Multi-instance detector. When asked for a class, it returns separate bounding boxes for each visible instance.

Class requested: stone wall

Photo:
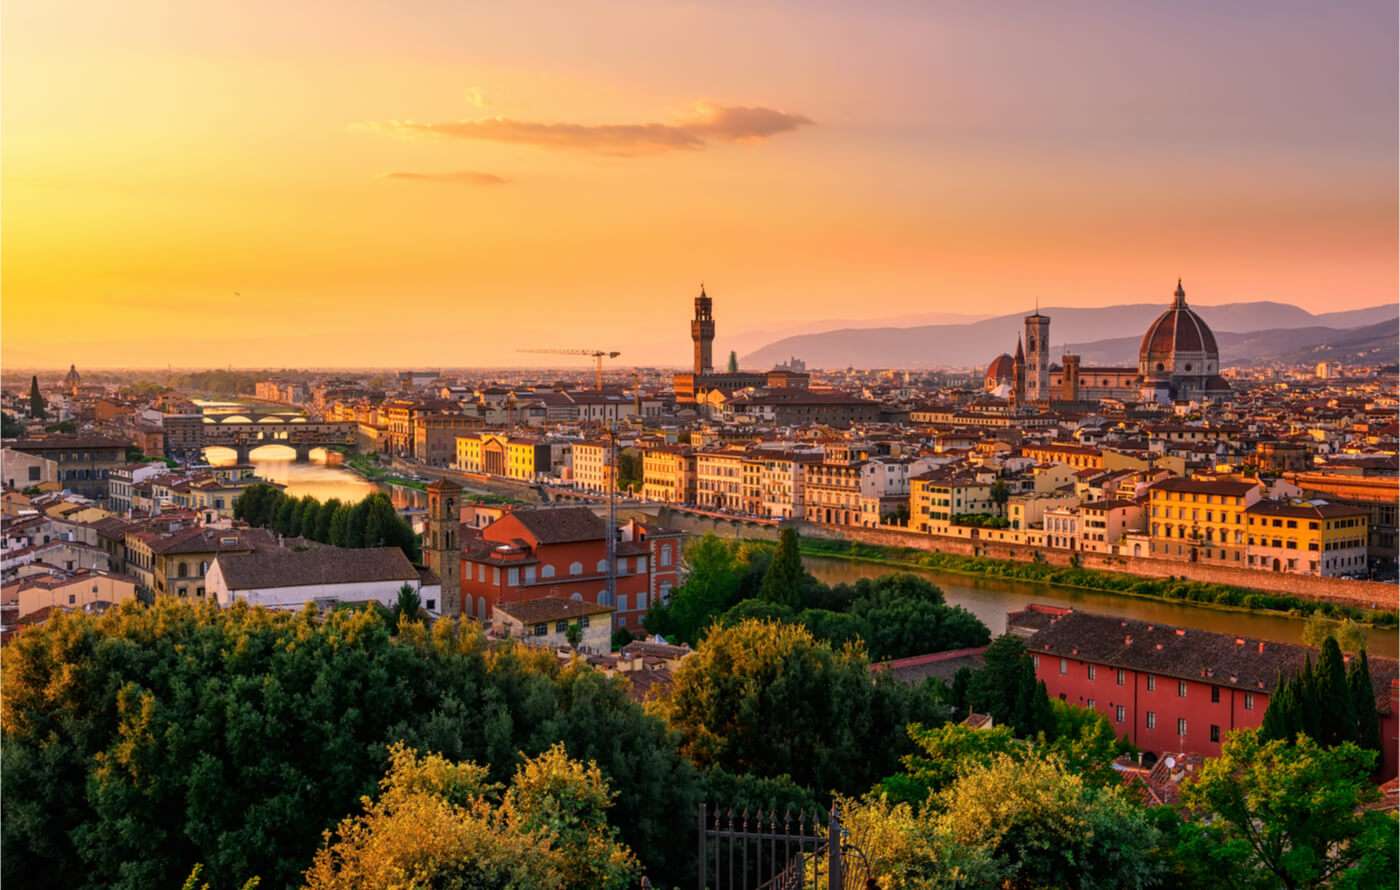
[800,522,1399,611]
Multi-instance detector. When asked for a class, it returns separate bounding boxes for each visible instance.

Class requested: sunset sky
[3,0,1395,369]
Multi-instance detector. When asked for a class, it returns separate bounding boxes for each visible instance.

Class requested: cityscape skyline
[4,0,1396,369]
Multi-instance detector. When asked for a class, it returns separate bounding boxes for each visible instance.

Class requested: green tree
[313,498,342,543]
[989,479,1010,511]
[643,534,742,644]
[758,527,806,609]
[1312,637,1355,748]
[1348,650,1382,757]
[664,619,938,797]
[564,621,583,649]
[615,449,642,494]
[846,574,989,661]
[1177,731,1394,890]
[28,375,45,419]
[304,742,639,890]
[967,634,1052,737]
[1,411,23,438]
[1,600,702,889]
[727,351,739,373]
[390,583,421,629]
[328,503,352,547]
[273,496,298,536]
[1301,613,1368,653]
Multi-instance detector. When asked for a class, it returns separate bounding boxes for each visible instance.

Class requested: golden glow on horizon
[3,0,1395,368]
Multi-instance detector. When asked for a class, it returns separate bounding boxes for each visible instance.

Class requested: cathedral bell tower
[424,478,462,618]
[691,284,715,375]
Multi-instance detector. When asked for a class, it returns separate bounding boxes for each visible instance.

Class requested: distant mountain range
[739,302,1398,370]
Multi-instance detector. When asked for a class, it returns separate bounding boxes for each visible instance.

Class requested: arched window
[596,559,609,573]
[569,561,583,576]
[570,592,583,602]
[542,564,556,578]
[478,597,488,620]
[177,562,188,578]
[464,596,473,618]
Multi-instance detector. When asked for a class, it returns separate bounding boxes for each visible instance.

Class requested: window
[525,566,536,583]
[1177,718,1187,737]
[1086,698,1095,709]
[1177,680,1187,698]
[68,593,76,605]
[426,599,436,611]
[1210,725,1220,743]
[659,581,672,601]
[1087,664,1097,680]
[1210,686,1220,703]
[1115,705,1125,724]
[1115,669,1125,686]
[508,568,519,586]
[1146,675,1156,692]
[1032,654,1040,669]
[660,545,672,567]
[1146,711,1156,729]
[533,623,548,637]
[596,559,609,573]
[492,566,500,585]
[580,615,590,628]
[1244,693,1255,711]
[178,562,188,578]
[569,561,583,576]
[1058,658,1068,675]
[556,620,568,632]
[477,564,486,581]
[542,564,555,579]
[617,594,628,613]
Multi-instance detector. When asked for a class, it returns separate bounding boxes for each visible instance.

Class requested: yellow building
[456,434,485,472]
[642,446,696,504]
[1146,477,1262,565]
[910,468,996,533]
[455,433,550,481]
[14,570,138,619]
[1245,500,1368,576]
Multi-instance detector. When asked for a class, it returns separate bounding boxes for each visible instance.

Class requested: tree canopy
[1,600,699,889]
[233,484,418,561]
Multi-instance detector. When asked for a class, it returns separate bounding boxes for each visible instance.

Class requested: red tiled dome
[1139,280,1219,372]
[985,353,1014,387]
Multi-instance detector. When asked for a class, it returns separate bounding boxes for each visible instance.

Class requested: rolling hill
[739,302,1397,370]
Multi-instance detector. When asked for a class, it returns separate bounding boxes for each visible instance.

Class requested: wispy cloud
[383,170,508,186]
[372,102,813,156]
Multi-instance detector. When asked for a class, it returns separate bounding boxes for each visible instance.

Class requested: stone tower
[424,478,461,618]
[1023,308,1050,403]
[691,284,715,375]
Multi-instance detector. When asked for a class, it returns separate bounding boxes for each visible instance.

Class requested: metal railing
[698,803,870,890]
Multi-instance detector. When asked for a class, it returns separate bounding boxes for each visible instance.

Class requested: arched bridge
[200,416,358,463]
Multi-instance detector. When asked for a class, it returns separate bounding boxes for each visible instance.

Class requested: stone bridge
[200,415,358,463]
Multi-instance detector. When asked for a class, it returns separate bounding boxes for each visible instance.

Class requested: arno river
[206,445,1395,652]
[805,556,1398,650]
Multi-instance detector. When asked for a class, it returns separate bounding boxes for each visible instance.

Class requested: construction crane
[518,348,621,391]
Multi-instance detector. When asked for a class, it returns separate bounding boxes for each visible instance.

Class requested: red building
[1011,605,1400,779]
[459,506,682,633]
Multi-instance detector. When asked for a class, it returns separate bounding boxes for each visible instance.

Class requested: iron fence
[697,803,871,890]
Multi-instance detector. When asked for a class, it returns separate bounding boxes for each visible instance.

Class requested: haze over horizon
[4,0,1396,369]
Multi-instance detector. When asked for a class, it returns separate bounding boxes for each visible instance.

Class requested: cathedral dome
[1138,279,1219,378]
[985,353,1014,389]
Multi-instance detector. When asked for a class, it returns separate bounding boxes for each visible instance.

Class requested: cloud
[383,170,508,186]
[375,102,812,156]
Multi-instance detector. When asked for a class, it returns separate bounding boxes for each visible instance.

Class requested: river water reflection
[803,555,1399,651]
[204,446,425,511]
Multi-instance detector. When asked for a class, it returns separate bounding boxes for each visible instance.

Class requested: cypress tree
[1314,638,1354,747]
[759,527,805,609]
[1348,650,1382,754]
[1260,671,1296,742]
[28,376,45,419]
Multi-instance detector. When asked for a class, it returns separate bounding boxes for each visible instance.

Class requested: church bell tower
[424,478,461,618]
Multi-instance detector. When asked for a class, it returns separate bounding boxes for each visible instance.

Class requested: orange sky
[3,0,1395,369]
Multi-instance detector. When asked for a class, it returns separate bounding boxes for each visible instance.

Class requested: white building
[208,546,440,612]
[492,597,615,653]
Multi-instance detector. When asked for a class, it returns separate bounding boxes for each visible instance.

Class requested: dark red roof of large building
[985,353,1014,387]
[1139,280,1219,365]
